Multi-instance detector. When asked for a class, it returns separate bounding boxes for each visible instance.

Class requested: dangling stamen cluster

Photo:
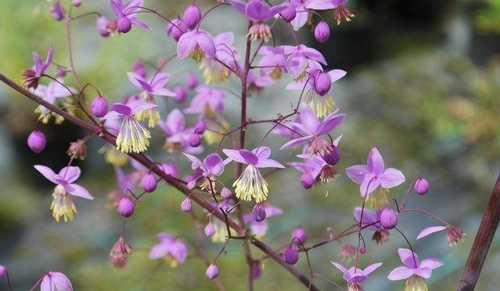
[303,87,335,118]
[50,184,77,223]
[233,165,269,203]
[135,107,161,128]
[308,136,333,156]
[248,23,272,42]
[200,59,231,84]
[404,276,428,291]
[34,106,64,124]
[191,46,206,63]
[116,116,151,153]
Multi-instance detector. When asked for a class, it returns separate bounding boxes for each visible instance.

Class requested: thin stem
[66,7,83,88]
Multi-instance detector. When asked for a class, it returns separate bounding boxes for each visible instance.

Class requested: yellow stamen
[116,117,151,153]
[233,165,269,203]
[135,108,161,128]
[404,276,428,291]
[50,185,77,223]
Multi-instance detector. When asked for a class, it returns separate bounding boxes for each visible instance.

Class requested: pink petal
[398,248,419,268]
[280,136,314,150]
[256,158,284,169]
[416,226,447,240]
[177,32,198,59]
[291,10,308,31]
[316,113,345,135]
[58,166,81,183]
[360,174,380,196]
[252,146,271,160]
[127,72,144,88]
[223,149,248,164]
[149,243,169,259]
[183,153,202,170]
[367,147,385,175]
[420,258,443,270]
[345,165,368,184]
[387,266,415,281]
[363,262,383,276]
[66,183,93,200]
[415,267,432,279]
[306,0,337,10]
[379,168,405,189]
[330,261,347,273]
[34,165,60,184]
[328,69,347,83]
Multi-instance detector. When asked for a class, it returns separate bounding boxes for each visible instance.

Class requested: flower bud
[313,71,331,96]
[323,145,340,165]
[182,3,202,29]
[300,174,315,189]
[91,96,109,118]
[27,130,46,153]
[72,0,82,7]
[109,236,132,268]
[414,177,429,195]
[380,208,398,230]
[220,187,233,199]
[314,21,331,43]
[181,197,192,212]
[204,222,216,237]
[291,227,308,245]
[253,204,267,222]
[174,86,188,103]
[251,261,262,280]
[117,17,132,33]
[141,173,157,193]
[206,264,219,280]
[280,5,297,22]
[67,139,87,159]
[194,120,207,134]
[51,1,65,21]
[188,134,202,147]
[0,265,6,278]
[160,163,179,178]
[117,197,135,218]
[187,73,199,89]
[167,18,187,41]
[133,59,147,78]
[283,246,299,265]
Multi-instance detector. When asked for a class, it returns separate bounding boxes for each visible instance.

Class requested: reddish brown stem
[458,174,500,291]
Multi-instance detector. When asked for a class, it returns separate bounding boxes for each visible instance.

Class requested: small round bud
[91,96,109,118]
[67,139,87,159]
[291,227,308,245]
[51,1,65,21]
[182,3,202,29]
[313,71,332,96]
[380,208,398,230]
[323,145,340,165]
[141,174,157,193]
[117,17,132,33]
[314,21,331,43]
[72,0,82,7]
[414,177,430,195]
[174,86,188,103]
[280,5,297,22]
[300,174,315,189]
[283,246,299,265]
[253,204,267,222]
[117,197,135,218]
[0,265,6,278]
[220,187,233,199]
[181,198,192,212]
[27,130,46,153]
[194,120,207,134]
[166,18,187,41]
[187,73,199,89]
[206,264,219,280]
[204,222,216,237]
[188,134,202,147]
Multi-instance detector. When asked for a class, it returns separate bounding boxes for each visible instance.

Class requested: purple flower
[149,233,188,267]
[96,16,114,37]
[353,207,392,245]
[27,130,46,153]
[177,30,216,62]
[230,0,286,41]
[184,86,225,115]
[51,1,65,21]
[200,32,240,84]
[160,109,202,154]
[184,152,226,190]
[224,146,284,202]
[346,147,405,197]
[280,106,345,155]
[182,3,202,29]
[128,72,176,97]
[314,21,331,43]
[103,98,156,153]
[243,203,283,236]
[414,177,430,195]
[166,18,188,41]
[31,80,75,124]
[257,46,287,80]
[34,165,93,222]
[110,0,149,33]
[331,261,382,290]
[206,264,220,280]
[289,154,328,188]
[23,49,54,89]
[40,272,73,291]
[117,196,135,217]
[387,248,442,289]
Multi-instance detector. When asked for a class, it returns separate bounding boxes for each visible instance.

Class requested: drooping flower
[109,236,133,268]
[96,16,115,37]
[230,0,286,41]
[51,0,65,21]
[200,32,240,84]
[289,154,330,188]
[353,207,390,245]
[149,233,188,267]
[183,152,225,190]
[331,261,382,291]
[184,86,225,116]
[177,30,216,62]
[283,44,327,80]
[224,147,284,202]
[257,46,287,80]
[31,80,75,124]
[243,203,283,237]
[346,147,405,197]
[206,264,220,280]
[160,109,202,154]
[23,49,53,89]
[40,272,73,291]
[103,98,156,153]
[280,106,345,155]
[34,165,93,222]
[416,225,465,246]
[387,248,443,291]
[110,0,149,33]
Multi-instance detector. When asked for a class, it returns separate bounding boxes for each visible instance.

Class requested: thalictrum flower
[230,0,286,41]
[387,248,443,290]
[224,146,284,202]
[160,109,202,154]
[416,225,465,246]
[289,154,330,188]
[184,86,225,116]
[103,98,156,153]
[31,80,75,124]
[40,272,73,291]
[346,147,405,197]
[23,49,54,89]
[149,233,188,267]
[331,261,383,291]
[34,165,93,222]
[200,32,240,84]
[110,0,149,33]
[243,203,283,237]
[306,0,354,25]
[177,30,216,62]
[257,46,287,80]
[109,236,133,268]
[183,152,226,190]
[353,207,392,245]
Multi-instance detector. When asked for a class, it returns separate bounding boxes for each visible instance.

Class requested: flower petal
[149,243,169,259]
[387,266,415,281]
[256,158,285,169]
[252,146,271,160]
[204,153,225,176]
[58,166,81,183]
[280,136,314,150]
[363,262,383,276]
[330,261,347,273]
[367,147,385,175]
[398,248,419,268]
[416,226,447,240]
[328,69,347,83]
[420,258,443,270]
[345,165,368,184]
[66,183,93,200]
[34,165,60,184]
[379,168,405,189]
[360,174,380,196]
[316,113,345,135]
[223,149,248,164]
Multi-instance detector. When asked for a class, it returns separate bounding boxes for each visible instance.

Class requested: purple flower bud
[166,18,187,41]
[204,222,216,237]
[253,204,267,222]
[300,174,315,189]
[206,264,219,280]
[0,265,6,278]
[380,208,398,230]
[280,5,296,22]
[414,177,430,195]
[56,66,69,78]
[181,198,192,212]
[117,17,132,33]
[51,1,65,21]
[174,86,188,103]
[141,173,157,193]
[291,227,308,244]
[133,59,147,78]
[251,262,262,280]
[73,0,82,7]
[91,96,109,118]
[322,145,340,165]
[182,3,202,29]
[160,163,179,178]
[314,21,331,43]
[117,197,135,218]
[194,120,207,134]
[283,246,299,265]
[188,134,202,147]
[187,73,199,89]
[220,187,233,199]
[313,71,331,96]
[27,130,46,153]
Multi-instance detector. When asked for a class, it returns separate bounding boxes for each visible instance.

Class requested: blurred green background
[0,0,499,290]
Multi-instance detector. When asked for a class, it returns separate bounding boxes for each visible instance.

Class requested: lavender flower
[160,109,202,154]
[230,0,286,41]
[200,32,240,84]
[34,165,93,222]
[40,272,73,291]
[109,236,133,268]
[182,3,202,29]
[23,49,53,89]
[346,147,405,197]
[166,18,188,41]
[257,46,287,80]
[184,152,225,190]
[110,0,148,33]
[331,261,382,291]
[417,225,465,246]
[51,1,65,21]
[149,233,188,267]
[184,86,225,116]
[32,80,75,124]
[224,146,284,202]
[177,30,216,62]
[243,203,283,236]
[206,264,220,280]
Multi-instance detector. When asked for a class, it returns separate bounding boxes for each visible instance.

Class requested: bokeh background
[0,0,499,290]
